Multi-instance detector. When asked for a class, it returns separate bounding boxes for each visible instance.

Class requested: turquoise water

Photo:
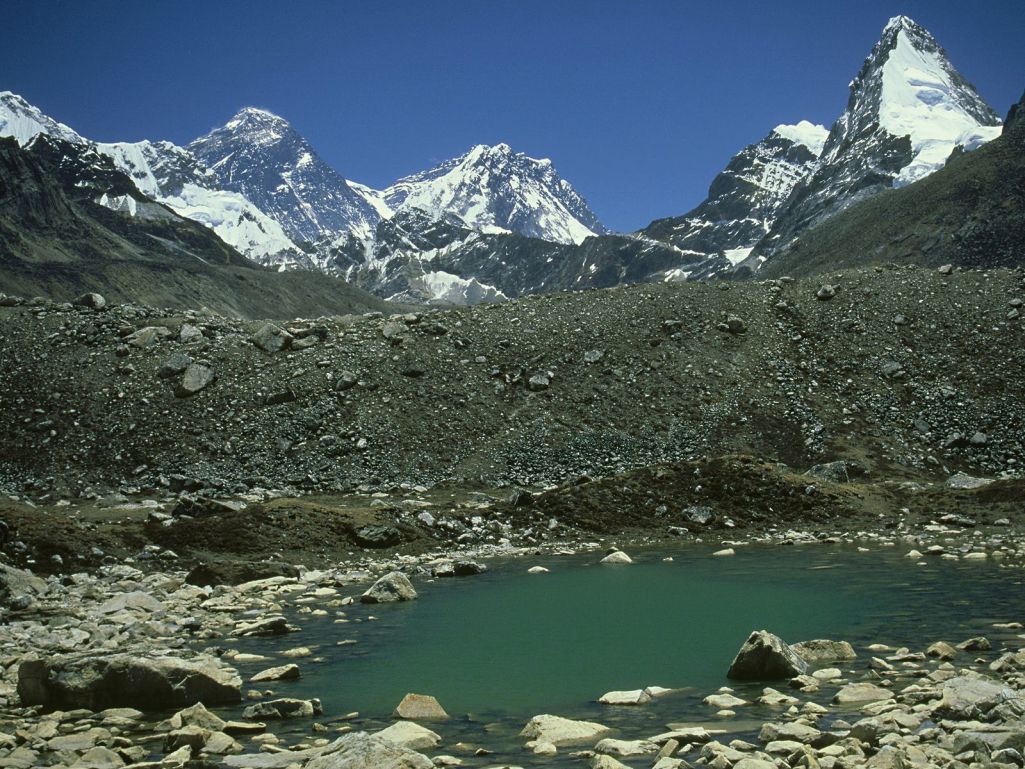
[233,544,1023,723]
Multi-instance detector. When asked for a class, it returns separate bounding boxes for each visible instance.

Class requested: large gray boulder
[252,323,293,353]
[933,675,1022,720]
[360,572,417,604]
[0,564,48,607]
[17,653,241,710]
[727,630,808,681]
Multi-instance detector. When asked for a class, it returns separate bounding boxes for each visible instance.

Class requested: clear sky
[3,0,1023,232]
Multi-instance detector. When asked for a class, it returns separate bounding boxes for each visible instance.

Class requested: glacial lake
[232,542,1024,730]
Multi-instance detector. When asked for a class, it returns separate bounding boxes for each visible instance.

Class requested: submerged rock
[520,714,611,746]
[600,550,633,564]
[727,630,808,681]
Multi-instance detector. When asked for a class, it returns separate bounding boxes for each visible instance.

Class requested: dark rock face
[17,654,242,710]
[189,108,380,246]
[1006,89,1025,135]
[641,128,824,277]
[727,630,808,681]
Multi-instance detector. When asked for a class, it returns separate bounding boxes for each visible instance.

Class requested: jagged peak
[462,142,554,168]
[772,121,829,155]
[222,106,291,133]
[883,15,919,35]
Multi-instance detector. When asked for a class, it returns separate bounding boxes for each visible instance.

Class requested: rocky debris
[360,571,417,603]
[242,697,322,720]
[2,267,1025,503]
[393,693,449,720]
[223,732,434,769]
[17,652,241,710]
[727,630,808,680]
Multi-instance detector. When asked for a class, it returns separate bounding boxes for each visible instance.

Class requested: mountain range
[0,15,1015,308]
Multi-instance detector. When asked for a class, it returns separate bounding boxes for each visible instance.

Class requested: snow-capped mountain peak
[749,15,1003,266]
[221,107,293,147]
[873,16,1002,184]
[823,14,1002,185]
[0,91,84,146]
[383,143,606,245]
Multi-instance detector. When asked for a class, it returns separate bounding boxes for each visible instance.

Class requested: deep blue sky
[3,1,1023,231]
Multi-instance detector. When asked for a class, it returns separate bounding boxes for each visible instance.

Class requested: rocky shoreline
[1,515,1023,769]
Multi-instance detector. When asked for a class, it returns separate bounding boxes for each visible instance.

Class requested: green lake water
[234,543,1023,728]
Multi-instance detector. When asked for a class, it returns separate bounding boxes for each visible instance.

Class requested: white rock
[598,684,650,704]
[519,714,611,746]
[600,551,633,564]
[376,720,441,750]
